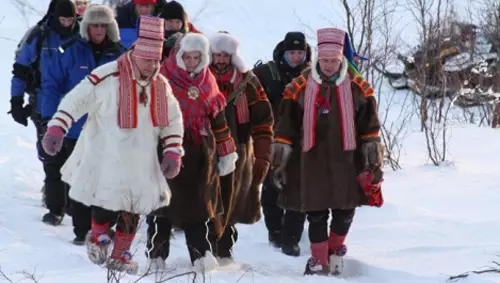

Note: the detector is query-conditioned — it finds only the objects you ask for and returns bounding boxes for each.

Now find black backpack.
[15,24,48,96]
[253,60,281,82]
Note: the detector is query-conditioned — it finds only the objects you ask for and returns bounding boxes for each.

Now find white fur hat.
[176,33,210,74]
[208,32,247,72]
[80,4,120,42]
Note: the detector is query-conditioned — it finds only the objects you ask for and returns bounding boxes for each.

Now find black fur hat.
[283,32,307,51]
[161,1,185,21]
[54,0,76,18]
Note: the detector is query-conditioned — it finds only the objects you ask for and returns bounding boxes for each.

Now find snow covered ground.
[0,1,500,283]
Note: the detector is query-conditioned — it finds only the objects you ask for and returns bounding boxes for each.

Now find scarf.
[211,66,250,124]
[116,52,169,129]
[161,54,225,143]
[302,64,356,152]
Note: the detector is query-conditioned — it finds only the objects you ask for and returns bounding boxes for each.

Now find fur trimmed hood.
[311,56,349,84]
[80,4,120,43]
[208,32,247,73]
[176,32,210,74]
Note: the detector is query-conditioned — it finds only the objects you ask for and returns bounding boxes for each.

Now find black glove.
[8,96,32,126]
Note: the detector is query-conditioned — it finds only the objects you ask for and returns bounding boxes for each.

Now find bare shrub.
[0,266,40,283]
[336,0,414,170]
[404,0,456,165]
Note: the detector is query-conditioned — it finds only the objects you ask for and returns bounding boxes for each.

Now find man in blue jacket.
[41,4,125,238]
[115,0,166,48]
[10,0,78,160]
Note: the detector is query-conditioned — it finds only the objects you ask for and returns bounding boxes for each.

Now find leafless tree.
[336,0,413,170]
[9,0,43,28]
[404,0,455,165]
[469,0,500,127]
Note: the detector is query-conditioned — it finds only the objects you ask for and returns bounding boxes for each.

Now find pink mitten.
[42,126,65,156]
[161,151,182,179]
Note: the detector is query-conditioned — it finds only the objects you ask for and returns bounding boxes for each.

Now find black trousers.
[43,138,76,215]
[92,206,137,234]
[210,223,238,258]
[307,209,356,243]
[146,215,212,264]
[261,176,306,245]
[71,200,92,238]
[31,112,45,163]
[42,137,93,238]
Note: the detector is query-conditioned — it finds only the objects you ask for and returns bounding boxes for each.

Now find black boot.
[281,242,300,256]
[268,231,281,248]
[42,212,63,226]
[72,235,85,245]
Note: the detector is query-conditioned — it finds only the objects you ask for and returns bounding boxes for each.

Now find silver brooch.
[187,86,200,100]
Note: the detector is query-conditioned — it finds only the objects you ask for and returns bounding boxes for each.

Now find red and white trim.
[161,134,184,155]
[216,138,237,157]
[48,110,75,132]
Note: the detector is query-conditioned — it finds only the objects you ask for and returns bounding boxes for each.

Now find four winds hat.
[317,27,345,60]
[133,16,165,61]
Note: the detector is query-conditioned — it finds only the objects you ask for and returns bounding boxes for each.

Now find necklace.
[137,79,151,106]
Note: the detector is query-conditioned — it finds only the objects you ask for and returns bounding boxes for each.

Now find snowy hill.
[1,1,500,283]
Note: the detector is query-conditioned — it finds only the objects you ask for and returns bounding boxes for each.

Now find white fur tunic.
[48,61,184,214]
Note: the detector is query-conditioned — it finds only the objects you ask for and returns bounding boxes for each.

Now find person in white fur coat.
[41,16,184,274]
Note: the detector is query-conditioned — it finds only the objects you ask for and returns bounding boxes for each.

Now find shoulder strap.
[34,26,47,60]
[58,36,79,53]
[253,60,263,68]
[226,71,256,105]
[267,61,281,81]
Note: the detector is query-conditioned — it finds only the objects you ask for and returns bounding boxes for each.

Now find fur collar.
[310,56,348,84]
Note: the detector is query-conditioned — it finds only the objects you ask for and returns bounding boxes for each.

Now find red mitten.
[356,169,384,207]
[42,126,65,156]
[161,151,182,179]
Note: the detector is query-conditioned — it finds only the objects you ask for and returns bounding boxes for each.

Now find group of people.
[9,0,385,277]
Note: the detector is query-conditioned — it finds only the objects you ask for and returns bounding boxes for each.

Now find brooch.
[187,86,200,100]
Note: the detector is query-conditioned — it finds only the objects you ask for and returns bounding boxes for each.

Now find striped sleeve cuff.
[216,137,237,157]
[161,135,184,155]
[275,136,292,145]
[360,131,381,143]
[47,110,75,132]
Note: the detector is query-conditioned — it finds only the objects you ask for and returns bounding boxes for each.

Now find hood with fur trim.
[208,32,247,73]
[176,32,210,74]
[310,56,349,84]
[80,4,120,42]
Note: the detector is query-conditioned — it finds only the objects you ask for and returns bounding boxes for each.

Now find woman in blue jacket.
[41,4,126,245]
